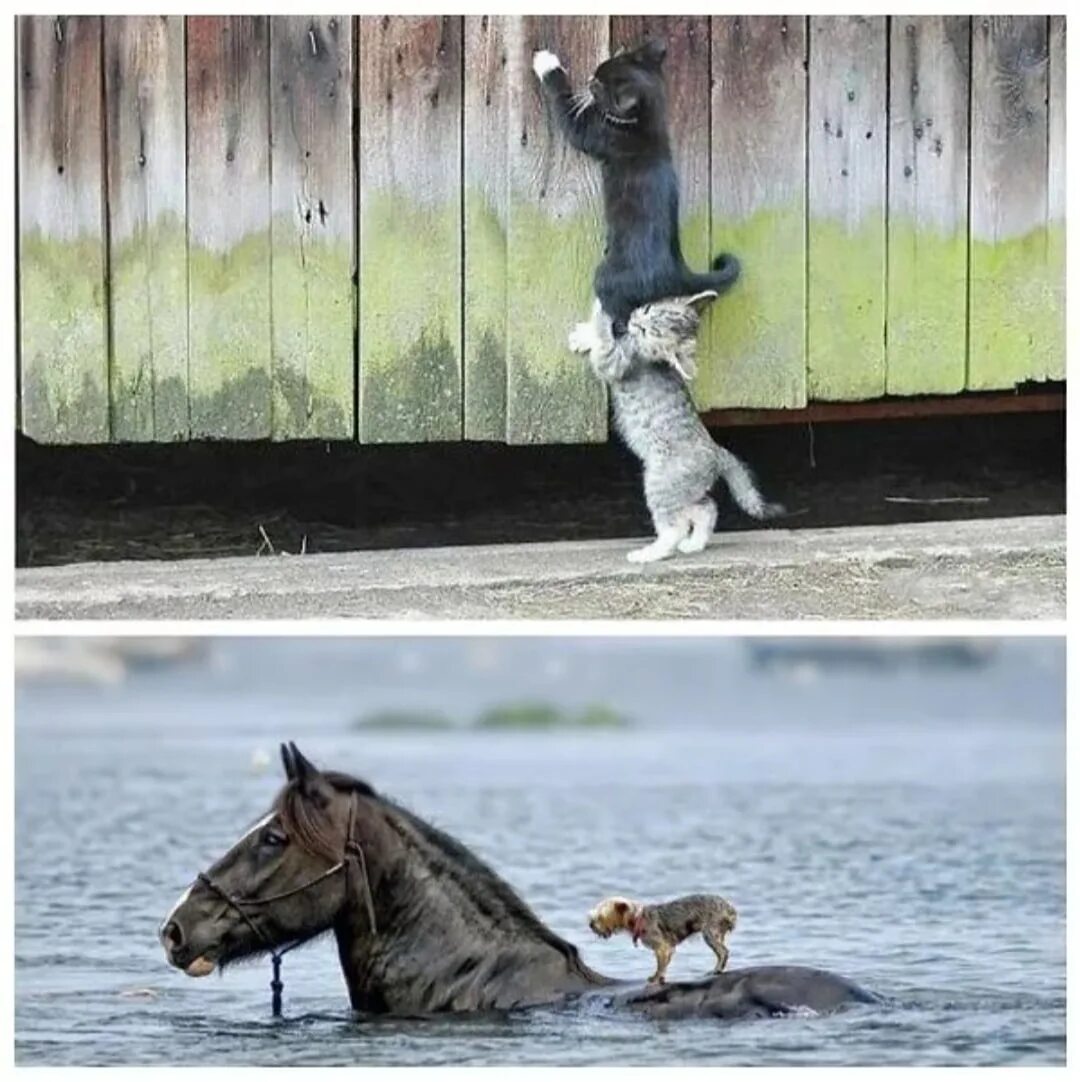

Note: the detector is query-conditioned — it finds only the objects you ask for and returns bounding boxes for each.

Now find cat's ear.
[686,290,719,313]
[637,38,667,69]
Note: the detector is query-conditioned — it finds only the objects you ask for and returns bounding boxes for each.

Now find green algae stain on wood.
[186,16,273,439]
[968,16,1053,390]
[359,193,462,442]
[19,234,110,443]
[108,218,189,440]
[18,16,109,443]
[105,16,189,442]
[706,16,807,410]
[505,16,608,445]
[968,227,1064,391]
[187,233,274,437]
[358,16,462,444]
[886,17,970,396]
[506,201,607,444]
[886,224,969,394]
[697,206,806,411]
[807,16,887,402]
[1045,16,1065,382]
[463,190,508,441]
[270,17,354,440]
[463,16,510,442]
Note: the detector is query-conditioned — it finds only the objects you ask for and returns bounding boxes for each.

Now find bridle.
[195,794,378,1017]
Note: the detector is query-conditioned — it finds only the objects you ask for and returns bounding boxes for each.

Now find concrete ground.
[15,515,1064,621]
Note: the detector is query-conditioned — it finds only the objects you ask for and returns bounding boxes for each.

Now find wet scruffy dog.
[588,893,738,984]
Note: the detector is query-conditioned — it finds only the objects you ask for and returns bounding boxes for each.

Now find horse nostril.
[163,921,184,950]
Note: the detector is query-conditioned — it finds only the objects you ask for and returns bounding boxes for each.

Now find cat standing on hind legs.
[571,293,785,563]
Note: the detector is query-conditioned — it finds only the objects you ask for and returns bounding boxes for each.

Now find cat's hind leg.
[677,497,718,554]
[627,508,693,564]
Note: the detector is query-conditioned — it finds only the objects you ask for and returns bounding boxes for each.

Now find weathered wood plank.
[269,16,353,440]
[968,16,1052,389]
[886,16,970,396]
[358,15,462,444]
[807,16,887,401]
[505,15,608,445]
[18,15,109,443]
[708,16,807,410]
[186,16,272,439]
[104,15,188,442]
[1046,15,1065,381]
[463,15,508,441]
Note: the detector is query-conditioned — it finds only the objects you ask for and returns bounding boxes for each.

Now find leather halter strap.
[195,793,376,1016]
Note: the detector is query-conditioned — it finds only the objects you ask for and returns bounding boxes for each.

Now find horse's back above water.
[608,965,878,1020]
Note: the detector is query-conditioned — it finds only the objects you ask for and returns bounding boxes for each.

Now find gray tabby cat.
[569,293,784,563]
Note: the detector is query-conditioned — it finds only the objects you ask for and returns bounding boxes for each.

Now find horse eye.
[262,829,287,848]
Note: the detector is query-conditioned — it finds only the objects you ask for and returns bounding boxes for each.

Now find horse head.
[160,743,383,984]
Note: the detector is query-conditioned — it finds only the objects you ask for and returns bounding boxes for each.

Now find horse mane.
[276,769,583,966]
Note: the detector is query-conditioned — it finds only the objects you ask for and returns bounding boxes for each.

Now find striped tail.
[714,446,785,520]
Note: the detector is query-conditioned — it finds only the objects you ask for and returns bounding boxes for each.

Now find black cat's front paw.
[532,50,562,80]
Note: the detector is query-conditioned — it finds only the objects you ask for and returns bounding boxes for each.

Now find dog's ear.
[613,900,629,915]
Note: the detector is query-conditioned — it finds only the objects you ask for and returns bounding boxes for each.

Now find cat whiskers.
[569,90,594,119]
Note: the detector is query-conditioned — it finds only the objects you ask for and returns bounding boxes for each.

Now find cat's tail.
[685,253,741,297]
[714,446,785,520]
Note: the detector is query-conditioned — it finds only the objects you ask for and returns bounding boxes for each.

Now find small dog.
[588,893,738,984]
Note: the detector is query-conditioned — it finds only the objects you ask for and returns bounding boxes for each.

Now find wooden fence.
[16,15,1066,445]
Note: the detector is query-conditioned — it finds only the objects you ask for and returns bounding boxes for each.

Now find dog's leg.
[648,942,674,984]
[703,927,730,973]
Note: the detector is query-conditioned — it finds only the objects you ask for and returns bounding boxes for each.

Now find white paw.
[627,544,671,564]
[567,323,595,353]
[677,534,709,555]
[533,50,561,79]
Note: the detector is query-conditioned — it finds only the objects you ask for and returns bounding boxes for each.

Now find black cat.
[533,40,740,337]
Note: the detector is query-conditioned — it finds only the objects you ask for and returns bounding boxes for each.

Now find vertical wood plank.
[1046,15,1065,381]
[105,15,188,441]
[463,15,508,441]
[186,16,272,439]
[886,16,970,395]
[269,16,354,440]
[358,15,462,444]
[807,16,887,401]
[505,15,608,445]
[708,16,807,410]
[17,15,109,443]
[968,16,1052,389]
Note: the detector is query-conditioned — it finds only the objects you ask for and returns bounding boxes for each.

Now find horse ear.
[280,743,295,780]
[288,742,320,782]
[637,38,666,68]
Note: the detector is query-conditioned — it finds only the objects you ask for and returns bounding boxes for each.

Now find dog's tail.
[714,446,785,521]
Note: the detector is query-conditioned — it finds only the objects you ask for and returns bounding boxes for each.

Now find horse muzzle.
[160,919,217,977]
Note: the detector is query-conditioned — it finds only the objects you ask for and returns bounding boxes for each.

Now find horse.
[160,743,877,1020]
